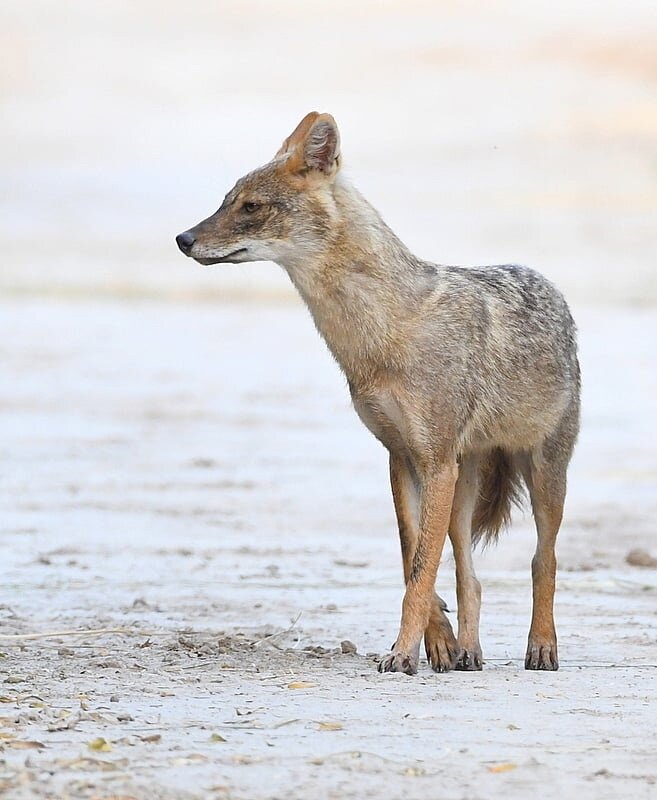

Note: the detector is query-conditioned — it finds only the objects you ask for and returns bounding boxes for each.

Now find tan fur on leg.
[380,460,458,674]
[389,454,457,671]
[449,454,483,670]
[520,449,567,670]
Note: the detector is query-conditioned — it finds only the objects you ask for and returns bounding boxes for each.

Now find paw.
[454,646,483,671]
[378,650,418,675]
[424,618,458,673]
[525,640,559,671]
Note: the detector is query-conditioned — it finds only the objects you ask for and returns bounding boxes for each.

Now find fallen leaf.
[88,737,112,752]
[5,740,45,750]
[139,733,161,744]
[488,763,517,773]
[507,724,520,731]
[287,681,316,689]
[0,696,16,703]
[172,753,208,766]
[210,733,227,743]
[57,756,121,772]
[271,718,301,729]
[47,713,80,733]
[98,796,138,800]
[20,694,45,705]
[3,677,26,685]
[223,718,264,729]
[404,766,426,777]
[0,732,16,740]
[317,721,343,731]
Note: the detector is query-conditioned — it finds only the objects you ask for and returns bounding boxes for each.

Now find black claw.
[454,649,483,671]
[378,652,417,675]
[525,644,558,671]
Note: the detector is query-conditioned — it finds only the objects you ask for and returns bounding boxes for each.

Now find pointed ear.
[303,114,340,174]
[276,112,341,176]
[275,111,320,159]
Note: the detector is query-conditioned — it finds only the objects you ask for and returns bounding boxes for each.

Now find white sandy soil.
[1,300,656,799]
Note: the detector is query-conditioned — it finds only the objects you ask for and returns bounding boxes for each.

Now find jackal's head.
[176,112,341,266]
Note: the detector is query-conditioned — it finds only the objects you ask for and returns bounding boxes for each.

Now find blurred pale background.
[2,0,656,303]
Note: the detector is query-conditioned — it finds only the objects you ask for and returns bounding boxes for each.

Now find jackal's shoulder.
[439,263,575,333]
[445,262,560,301]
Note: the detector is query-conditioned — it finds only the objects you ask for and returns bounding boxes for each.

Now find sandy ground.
[1,299,656,799]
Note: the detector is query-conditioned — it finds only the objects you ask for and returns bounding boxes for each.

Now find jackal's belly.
[351,380,572,460]
[460,388,572,453]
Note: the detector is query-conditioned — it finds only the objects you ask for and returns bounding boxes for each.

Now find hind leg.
[448,453,483,670]
[389,453,457,672]
[520,443,570,671]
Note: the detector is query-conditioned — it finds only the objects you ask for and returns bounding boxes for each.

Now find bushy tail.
[471,448,525,547]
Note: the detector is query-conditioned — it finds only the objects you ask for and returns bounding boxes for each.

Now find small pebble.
[626,548,657,568]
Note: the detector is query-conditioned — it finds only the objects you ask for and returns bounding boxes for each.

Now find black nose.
[176,230,195,255]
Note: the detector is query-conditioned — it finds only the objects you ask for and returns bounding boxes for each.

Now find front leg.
[380,459,458,675]
[449,453,483,670]
[388,454,457,672]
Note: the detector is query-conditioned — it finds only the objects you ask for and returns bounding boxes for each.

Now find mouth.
[194,248,248,265]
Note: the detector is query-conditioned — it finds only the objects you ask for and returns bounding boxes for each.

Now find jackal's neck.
[277,177,432,382]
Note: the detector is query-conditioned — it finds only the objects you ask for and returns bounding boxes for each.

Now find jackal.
[177,112,580,675]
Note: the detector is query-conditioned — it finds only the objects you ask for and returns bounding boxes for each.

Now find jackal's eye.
[242,201,260,214]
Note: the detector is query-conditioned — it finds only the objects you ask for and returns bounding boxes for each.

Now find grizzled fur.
[177,112,581,676]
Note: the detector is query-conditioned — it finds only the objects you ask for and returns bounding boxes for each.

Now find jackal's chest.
[350,386,413,454]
